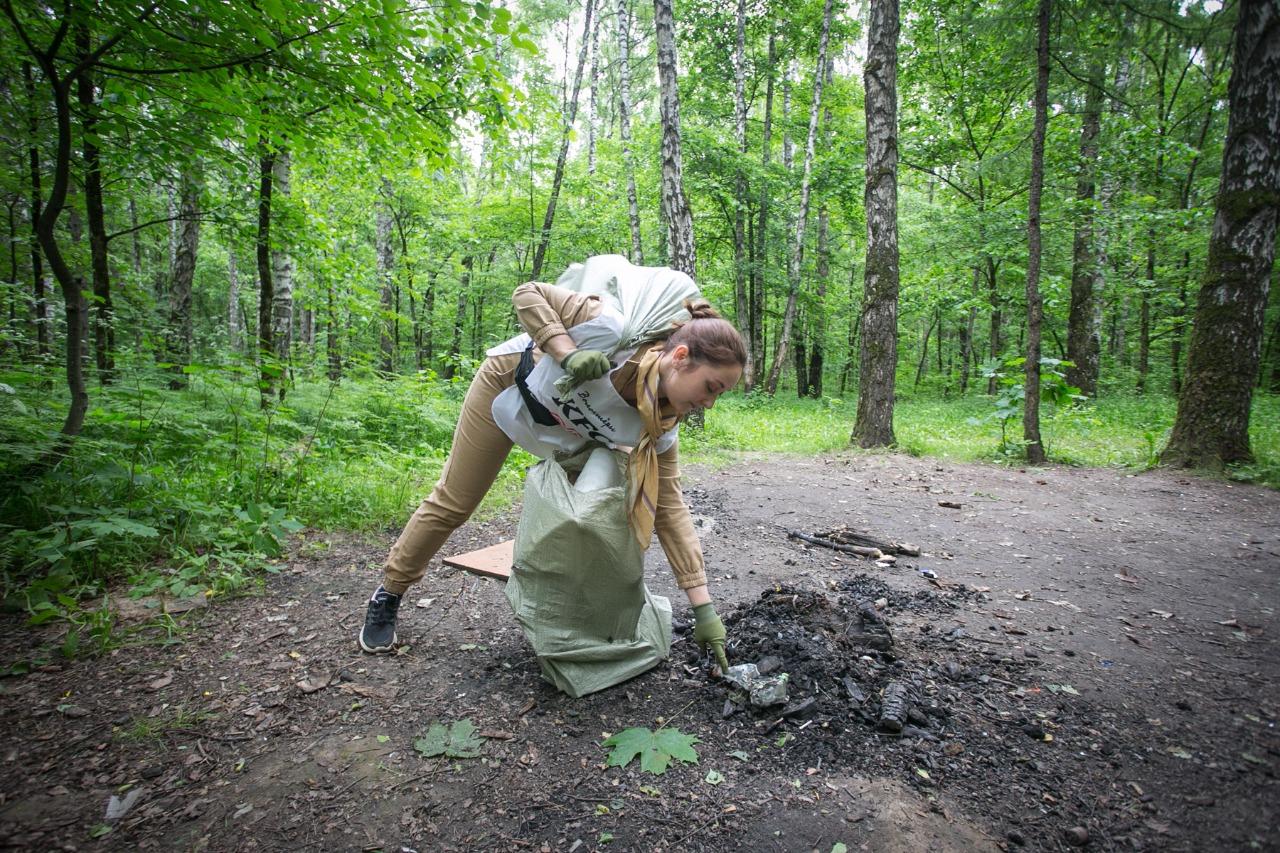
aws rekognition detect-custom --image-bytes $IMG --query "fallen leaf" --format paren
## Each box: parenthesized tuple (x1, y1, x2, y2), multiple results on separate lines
(148, 674, 173, 691)
(296, 677, 332, 695)
(704, 769, 725, 785)
(416, 597, 436, 608)
(478, 729, 514, 740)
(1149, 609, 1174, 619)
(338, 683, 398, 701)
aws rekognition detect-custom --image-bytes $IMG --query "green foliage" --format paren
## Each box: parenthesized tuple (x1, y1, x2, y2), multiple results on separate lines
(602, 726, 700, 775)
(414, 718, 483, 759)
(968, 356, 1085, 457)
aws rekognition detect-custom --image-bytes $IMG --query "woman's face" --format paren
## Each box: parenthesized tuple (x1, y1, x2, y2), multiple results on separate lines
(659, 345, 742, 415)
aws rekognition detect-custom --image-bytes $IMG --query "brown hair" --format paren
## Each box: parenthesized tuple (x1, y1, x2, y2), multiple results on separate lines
(661, 298, 747, 368)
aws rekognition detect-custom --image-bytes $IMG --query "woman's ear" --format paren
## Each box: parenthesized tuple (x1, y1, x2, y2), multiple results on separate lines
(670, 343, 690, 367)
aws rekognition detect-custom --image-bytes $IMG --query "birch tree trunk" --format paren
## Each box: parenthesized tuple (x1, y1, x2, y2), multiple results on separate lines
(271, 149, 294, 374)
(1162, 0, 1278, 468)
(654, 0, 696, 276)
(852, 0, 900, 447)
(1066, 64, 1103, 397)
(807, 56, 836, 399)
(765, 0, 833, 395)
(616, 0, 644, 263)
(749, 32, 777, 391)
(165, 162, 201, 390)
(732, 0, 754, 386)
(1022, 0, 1050, 464)
(532, 0, 596, 280)
(587, 9, 599, 177)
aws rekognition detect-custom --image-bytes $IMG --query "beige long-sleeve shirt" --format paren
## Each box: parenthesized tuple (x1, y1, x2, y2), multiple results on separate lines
(511, 281, 707, 591)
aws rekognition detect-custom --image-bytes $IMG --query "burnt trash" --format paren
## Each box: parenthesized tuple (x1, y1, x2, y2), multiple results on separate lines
(878, 681, 911, 733)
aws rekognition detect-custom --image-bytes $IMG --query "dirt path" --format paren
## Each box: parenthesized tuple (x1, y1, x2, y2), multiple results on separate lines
(2, 451, 1277, 852)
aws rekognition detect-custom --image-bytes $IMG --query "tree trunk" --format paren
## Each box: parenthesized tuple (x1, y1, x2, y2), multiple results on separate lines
(377, 183, 395, 377)
(765, 0, 833, 395)
(424, 267, 437, 366)
(1136, 289, 1150, 393)
(23, 63, 50, 360)
(654, 0, 696, 276)
(531, 0, 595, 280)
(986, 252, 1001, 394)
(587, 8, 599, 177)
(75, 25, 113, 385)
(808, 202, 830, 398)
(959, 266, 978, 393)
(852, 0, 900, 448)
(1066, 64, 1103, 397)
(24, 48, 90, 450)
(749, 31, 777, 391)
(732, 0, 754, 386)
(1022, 0, 1050, 464)
(271, 149, 294, 384)
(442, 256, 472, 381)
(326, 267, 342, 381)
(616, 0, 644, 264)
(913, 311, 936, 389)
(166, 163, 201, 389)
(806, 57, 835, 400)
(839, 252, 859, 395)
(228, 248, 241, 351)
(1162, 0, 1278, 469)
(257, 147, 276, 409)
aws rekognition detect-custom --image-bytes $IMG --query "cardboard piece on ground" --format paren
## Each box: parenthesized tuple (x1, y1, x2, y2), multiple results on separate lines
(442, 540, 514, 582)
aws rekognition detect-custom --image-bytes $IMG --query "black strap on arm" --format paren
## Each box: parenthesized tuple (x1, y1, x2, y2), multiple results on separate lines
(515, 341, 559, 427)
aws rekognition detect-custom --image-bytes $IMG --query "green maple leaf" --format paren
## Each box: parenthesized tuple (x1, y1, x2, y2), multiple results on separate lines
(414, 718, 483, 759)
(602, 727, 700, 775)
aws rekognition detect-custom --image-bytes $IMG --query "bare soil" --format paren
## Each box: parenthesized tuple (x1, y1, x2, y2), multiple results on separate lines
(1, 451, 1278, 852)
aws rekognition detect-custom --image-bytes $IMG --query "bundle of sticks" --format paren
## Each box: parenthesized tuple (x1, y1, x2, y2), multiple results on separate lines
(785, 526, 921, 560)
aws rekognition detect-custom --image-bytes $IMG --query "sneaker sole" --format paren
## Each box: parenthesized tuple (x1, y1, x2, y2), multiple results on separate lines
(358, 631, 398, 654)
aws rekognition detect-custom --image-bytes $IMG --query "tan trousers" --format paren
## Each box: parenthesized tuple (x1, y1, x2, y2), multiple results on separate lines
(382, 352, 522, 594)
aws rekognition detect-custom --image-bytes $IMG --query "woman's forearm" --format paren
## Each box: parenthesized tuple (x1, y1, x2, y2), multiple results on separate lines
(684, 584, 711, 607)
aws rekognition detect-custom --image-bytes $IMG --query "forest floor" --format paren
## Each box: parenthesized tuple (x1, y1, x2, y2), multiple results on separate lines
(1, 451, 1278, 853)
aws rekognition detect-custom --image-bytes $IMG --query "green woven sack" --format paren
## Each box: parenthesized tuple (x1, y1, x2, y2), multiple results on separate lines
(506, 447, 672, 697)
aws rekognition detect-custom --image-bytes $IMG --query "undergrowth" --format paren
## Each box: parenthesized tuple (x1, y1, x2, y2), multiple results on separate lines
(2, 355, 1275, 662)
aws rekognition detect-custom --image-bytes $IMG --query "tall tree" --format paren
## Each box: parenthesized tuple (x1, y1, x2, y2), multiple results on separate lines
(1065, 63, 1103, 397)
(272, 149, 294, 375)
(748, 30, 778, 391)
(731, 0, 753, 384)
(654, 0, 696, 276)
(377, 181, 396, 377)
(616, 0, 644, 263)
(852, 0, 900, 447)
(531, 0, 595, 280)
(165, 162, 201, 390)
(1162, 0, 1278, 469)
(765, 0, 834, 395)
(75, 21, 113, 384)
(1022, 0, 1050, 465)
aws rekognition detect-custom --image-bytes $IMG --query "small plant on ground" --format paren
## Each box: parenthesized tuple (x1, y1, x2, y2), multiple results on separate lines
(602, 726, 700, 775)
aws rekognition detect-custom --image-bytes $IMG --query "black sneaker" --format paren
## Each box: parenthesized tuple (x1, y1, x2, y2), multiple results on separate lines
(359, 586, 401, 653)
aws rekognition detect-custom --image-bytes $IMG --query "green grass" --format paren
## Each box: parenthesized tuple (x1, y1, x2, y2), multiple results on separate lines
(2, 355, 1276, 655)
(681, 388, 1280, 488)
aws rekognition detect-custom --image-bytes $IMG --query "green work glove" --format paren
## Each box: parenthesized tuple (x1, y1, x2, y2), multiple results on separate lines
(692, 602, 730, 672)
(560, 349, 612, 383)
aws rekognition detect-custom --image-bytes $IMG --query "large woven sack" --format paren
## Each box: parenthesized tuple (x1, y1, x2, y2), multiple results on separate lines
(505, 447, 672, 697)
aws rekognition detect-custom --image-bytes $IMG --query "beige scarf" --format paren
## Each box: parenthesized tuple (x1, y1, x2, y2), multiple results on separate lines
(629, 347, 679, 548)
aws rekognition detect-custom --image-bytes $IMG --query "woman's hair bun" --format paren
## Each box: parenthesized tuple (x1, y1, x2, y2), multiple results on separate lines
(683, 297, 721, 321)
